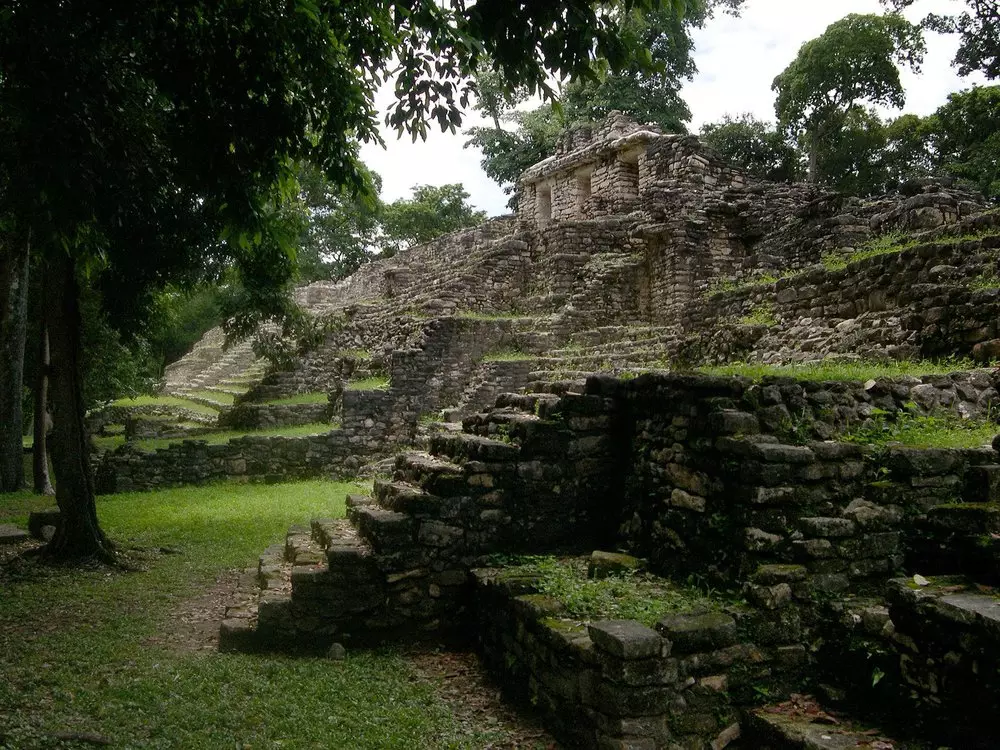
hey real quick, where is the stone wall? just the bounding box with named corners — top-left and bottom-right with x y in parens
top-left (474, 569), bottom-right (801, 750)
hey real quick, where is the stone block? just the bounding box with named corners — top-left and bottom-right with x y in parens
top-left (798, 517), bottom-right (857, 538)
top-left (707, 409), bottom-right (760, 435)
top-left (588, 620), bottom-right (668, 660)
top-left (745, 583), bottom-right (793, 610)
top-left (655, 612), bottom-right (737, 654)
top-left (589, 551), bottom-right (644, 579)
top-left (750, 564), bottom-right (807, 586)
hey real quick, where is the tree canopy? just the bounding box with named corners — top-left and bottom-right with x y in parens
top-left (0, 0), bottom-right (671, 560)
top-left (883, 0), bottom-right (998, 79)
top-left (699, 114), bottom-right (801, 182)
top-left (772, 13), bottom-right (926, 182)
top-left (380, 184), bottom-right (487, 257)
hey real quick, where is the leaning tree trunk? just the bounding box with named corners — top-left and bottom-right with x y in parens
top-left (0, 234), bottom-right (30, 492)
top-left (33, 322), bottom-right (54, 496)
top-left (44, 251), bottom-right (114, 561)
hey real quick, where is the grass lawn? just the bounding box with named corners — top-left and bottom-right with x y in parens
top-left (0, 481), bottom-right (500, 749)
top-left (110, 395), bottom-right (220, 417)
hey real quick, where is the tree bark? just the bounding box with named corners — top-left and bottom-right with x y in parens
top-left (0, 234), bottom-right (30, 492)
top-left (44, 251), bottom-right (114, 561)
top-left (807, 128), bottom-right (819, 184)
top-left (33, 322), bottom-right (54, 496)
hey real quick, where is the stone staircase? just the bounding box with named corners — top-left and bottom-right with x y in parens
top-left (219, 387), bottom-right (605, 652)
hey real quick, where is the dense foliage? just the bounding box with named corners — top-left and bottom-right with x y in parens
top-left (0, 0), bottom-right (671, 559)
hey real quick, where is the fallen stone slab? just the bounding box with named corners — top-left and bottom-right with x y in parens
top-left (0, 524), bottom-right (30, 545)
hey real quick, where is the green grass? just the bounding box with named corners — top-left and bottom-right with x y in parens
top-left (822, 229), bottom-right (1000, 272)
top-left (497, 556), bottom-right (727, 628)
top-left (93, 422), bottom-right (335, 453)
top-left (338, 348), bottom-right (372, 359)
top-left (345, 376), bottom-right (390, 391)
top-left (0, 480), bottom-right (511, 748)
top-left (844, 411), bottom-right (998, 449)
top-left (701, 358), bottom-right (980, 382)
top-left (183, 390), bottom-right (236, 406)
top-left (970, 271), bottom-right (1000, 291)
top-left (705, 269), bottom-right (796, 296)
top-left (259, 392), bottom-right (329, 406)
top-left (737, 304), bottom-right (778, 327)
top-left (110, 395), bottom-right (220, 416)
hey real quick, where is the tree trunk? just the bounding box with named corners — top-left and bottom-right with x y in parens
top-left (0, 234), bottom-right (30, 492)
top-left (807, 128), bottom-right (819, 184)
top-left (44, 251), bottom-right (114, 561)
top-left (33, 322), bottom-right (54, 496)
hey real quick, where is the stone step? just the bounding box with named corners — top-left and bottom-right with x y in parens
top-left (924, 502), bottom-right (1000, 533)
top-left (284, 524), bottom-right (325, 566)
top-left (742, 701), bottom-right (911, 749)
top-left (394, 451), bottom-right (466, 497)
top-left (462, 410), bottom-right (568, 456)
top-left (348, 503), bottom-right (417, 554)
top-left (429, 432), bottom-right (520, 463)
top-left (525, 379), bottom-right (588, 396)
top-left (373, 478), bottom-right (442, 516)
top-left (310, 516), bottom-right (354, 548)
top-left (493, 392), bottom-right (561, 416)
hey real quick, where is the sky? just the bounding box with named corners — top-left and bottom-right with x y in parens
top-left (359, 0), bottom-right (987, 217)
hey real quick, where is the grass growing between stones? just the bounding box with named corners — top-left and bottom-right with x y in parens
top-left (345, 376), bottom-right (390, 391)
top-left (737, 304), bottom-right (778, 327)
top-left (844, 411), bottom-right (998, 449)
top-left (0, 480), bottom-right (494, 749)
top-left (480, 349), bottom-right (537, 363)
top-left (497, 557), bottom-right (727, 628)
top-left (183, 389), bottom-right (237, 406)
top-left (701, 358), bottom-right (979, 382)
top-left (92, 422), bottom-right (336, 453)
top-left (258, 391), bottom-right (330, 406)
top-left (110, 395), bottom-right (220, 416)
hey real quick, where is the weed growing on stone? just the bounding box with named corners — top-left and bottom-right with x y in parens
top-left (702, 358), bottom-right (979, 382)
top-left (481, 349), bottom-right (537, 362)
top-left (737, 304), bottom-right (778, 327)
top-left (843, 410), bottom-right (997, 449)
top-left (823, 229), bottom-right (1000, 272)
top-left (338, 348), bottom-right (373, 359)
top-left (970, 271), bottom-right (1000, 291)
top-left (259, 391), bottom-right (329, 406)
top-left (705, 269), bottom-right (796, 297)
top-left (500, 556), bottom-right (725, 628)
top-left (345, 375), bottom-right (390, 391)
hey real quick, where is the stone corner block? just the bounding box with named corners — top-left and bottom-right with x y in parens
top-left (588, 620), bottom-right (667, 660)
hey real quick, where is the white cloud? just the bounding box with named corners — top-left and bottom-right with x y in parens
top-left (362, 0), bottom-right (987, 217)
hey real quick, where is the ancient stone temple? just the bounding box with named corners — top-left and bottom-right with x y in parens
top-left (90, 112), bottom-right (1000, 748)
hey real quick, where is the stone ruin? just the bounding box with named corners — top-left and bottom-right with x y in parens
top-left (93, 113), bottom-right (1000, 748)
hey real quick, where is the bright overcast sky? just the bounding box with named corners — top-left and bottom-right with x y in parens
top-left (360, 0), bottom-right (987, 217)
